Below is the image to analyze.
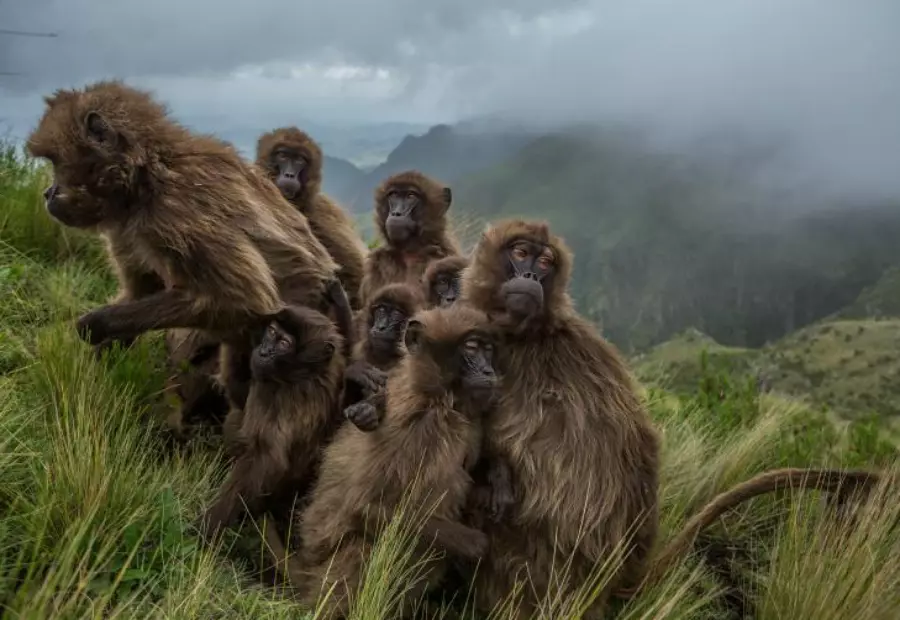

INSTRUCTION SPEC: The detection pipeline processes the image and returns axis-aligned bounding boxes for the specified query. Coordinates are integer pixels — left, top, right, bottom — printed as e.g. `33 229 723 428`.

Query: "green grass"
3 142 900 619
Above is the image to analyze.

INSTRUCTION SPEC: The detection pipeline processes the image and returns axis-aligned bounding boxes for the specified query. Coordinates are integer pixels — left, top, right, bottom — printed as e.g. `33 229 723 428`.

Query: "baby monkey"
293 304 504 618
202 305 345 540
342 283 422 431
422 255 468 308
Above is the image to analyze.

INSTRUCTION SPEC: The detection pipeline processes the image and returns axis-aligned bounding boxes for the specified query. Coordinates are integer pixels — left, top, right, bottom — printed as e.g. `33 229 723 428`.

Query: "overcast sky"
2 0 899 196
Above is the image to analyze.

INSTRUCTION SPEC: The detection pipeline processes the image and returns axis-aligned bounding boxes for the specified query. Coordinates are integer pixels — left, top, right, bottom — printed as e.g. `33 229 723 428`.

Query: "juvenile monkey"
202 305 346 540
293 305 502 619
422 255 468 308
256 127 367 309
25 81 354 413
342 283 423 432
358 171 460 306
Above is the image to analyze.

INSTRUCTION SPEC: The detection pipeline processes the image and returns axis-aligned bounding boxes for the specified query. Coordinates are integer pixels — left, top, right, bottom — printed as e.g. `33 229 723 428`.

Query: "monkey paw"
344 361 387 397
462 529 490 559
76 309 111 345
344 402 381 431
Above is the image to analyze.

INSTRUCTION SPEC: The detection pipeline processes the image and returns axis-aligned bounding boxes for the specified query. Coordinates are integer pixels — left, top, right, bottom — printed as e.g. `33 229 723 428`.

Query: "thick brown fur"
26 81 353 412
359 171 460 305
202 305 346 539
256 127 367 309
461 219 660 619
422 255 469 308
163 328 228 434
293 305 498 619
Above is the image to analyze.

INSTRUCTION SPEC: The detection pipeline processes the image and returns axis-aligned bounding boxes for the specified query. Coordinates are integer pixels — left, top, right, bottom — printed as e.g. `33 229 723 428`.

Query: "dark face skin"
384 187 421 244
432 272 461 307
369 303 410 353
499 238 556 319
457 333 497 393
251 321 335 381
270 147 308 200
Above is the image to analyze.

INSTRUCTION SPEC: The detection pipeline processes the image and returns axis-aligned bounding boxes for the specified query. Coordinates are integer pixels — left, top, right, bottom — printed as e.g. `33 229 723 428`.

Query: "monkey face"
271 148 308 200
432 272 461 307
384 188 421 244
369 303 410 352
458 333 497 394
251 319 336 382
30 110 130 229
499 239 556 319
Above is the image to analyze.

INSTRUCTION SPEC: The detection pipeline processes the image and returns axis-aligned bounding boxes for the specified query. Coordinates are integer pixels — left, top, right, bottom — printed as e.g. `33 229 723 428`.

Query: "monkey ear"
85 112 116 146
441 187 452 213
404 319 424 353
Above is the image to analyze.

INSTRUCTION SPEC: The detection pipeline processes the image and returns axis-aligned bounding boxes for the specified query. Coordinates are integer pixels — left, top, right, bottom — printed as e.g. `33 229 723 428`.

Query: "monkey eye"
511 247 528 261
266 325 277 338
276 337 292 351
537 255 554 270
463 338 480 354
407 192 416 200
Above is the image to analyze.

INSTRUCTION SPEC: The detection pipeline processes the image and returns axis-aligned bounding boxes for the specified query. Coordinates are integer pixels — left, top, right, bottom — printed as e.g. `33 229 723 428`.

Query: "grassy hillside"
454 129 900 352
3 143 900 619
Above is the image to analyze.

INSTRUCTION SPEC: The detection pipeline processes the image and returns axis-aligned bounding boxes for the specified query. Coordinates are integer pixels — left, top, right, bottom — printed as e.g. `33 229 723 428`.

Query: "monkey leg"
302 545 365 620
355 502 488 560
202 446 291 540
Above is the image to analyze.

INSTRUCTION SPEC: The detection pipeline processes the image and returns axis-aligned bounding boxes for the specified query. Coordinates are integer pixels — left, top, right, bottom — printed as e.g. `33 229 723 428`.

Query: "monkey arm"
75 289 263 345
355 501 489 560
467 457 516 523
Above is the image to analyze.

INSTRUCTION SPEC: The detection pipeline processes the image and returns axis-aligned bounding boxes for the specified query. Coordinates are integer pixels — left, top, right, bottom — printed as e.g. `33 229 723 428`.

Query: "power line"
0 29 59 38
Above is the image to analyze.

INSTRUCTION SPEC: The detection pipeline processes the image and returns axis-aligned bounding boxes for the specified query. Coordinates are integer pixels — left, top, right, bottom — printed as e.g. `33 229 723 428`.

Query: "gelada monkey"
256 127 367 310
342 282 423 432
26 81 354 411
422 255 468 308
461 219 882 617
359 171 460 305
277 304 503 619
202 305 346 540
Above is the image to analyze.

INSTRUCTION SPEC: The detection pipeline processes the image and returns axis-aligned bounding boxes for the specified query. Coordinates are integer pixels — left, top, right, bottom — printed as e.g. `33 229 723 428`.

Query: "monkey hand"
198 504 232 543
486 461 515 522
344 401 381 432
344 361 387 397
76 308 112 345
92 336 137 359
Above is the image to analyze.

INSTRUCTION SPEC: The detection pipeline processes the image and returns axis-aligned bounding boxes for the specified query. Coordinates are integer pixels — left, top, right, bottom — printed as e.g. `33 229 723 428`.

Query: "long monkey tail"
613 467 882 599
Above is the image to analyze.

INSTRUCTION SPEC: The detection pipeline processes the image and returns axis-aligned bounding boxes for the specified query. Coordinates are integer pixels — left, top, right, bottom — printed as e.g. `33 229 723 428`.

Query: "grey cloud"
0 0 581 93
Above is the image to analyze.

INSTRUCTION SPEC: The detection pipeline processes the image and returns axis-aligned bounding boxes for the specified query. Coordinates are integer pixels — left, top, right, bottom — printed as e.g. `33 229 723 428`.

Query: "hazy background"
2 0 900 354
2 0 899 195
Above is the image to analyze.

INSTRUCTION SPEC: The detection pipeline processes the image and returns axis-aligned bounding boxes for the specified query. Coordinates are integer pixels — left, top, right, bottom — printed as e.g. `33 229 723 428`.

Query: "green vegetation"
2 143 899 618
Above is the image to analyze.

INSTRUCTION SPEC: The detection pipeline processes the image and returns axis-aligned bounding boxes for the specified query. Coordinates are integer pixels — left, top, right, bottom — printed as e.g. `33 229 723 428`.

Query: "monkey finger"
345 403 380 431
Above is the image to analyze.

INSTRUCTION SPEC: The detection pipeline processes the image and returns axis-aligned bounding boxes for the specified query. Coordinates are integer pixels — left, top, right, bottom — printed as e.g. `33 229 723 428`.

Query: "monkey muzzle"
276 175 303 200
502 275 544 318
385 215 416 244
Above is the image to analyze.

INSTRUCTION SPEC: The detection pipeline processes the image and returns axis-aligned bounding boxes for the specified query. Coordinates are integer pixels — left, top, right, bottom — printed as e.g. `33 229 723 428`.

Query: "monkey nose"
43 183 58 201
522 272 539 281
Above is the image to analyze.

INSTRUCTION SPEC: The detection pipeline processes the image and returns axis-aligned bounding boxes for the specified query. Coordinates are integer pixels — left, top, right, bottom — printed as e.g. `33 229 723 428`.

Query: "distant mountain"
337 123 536 212
836 267 900 320
452 128 900 351
321 156 368 209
